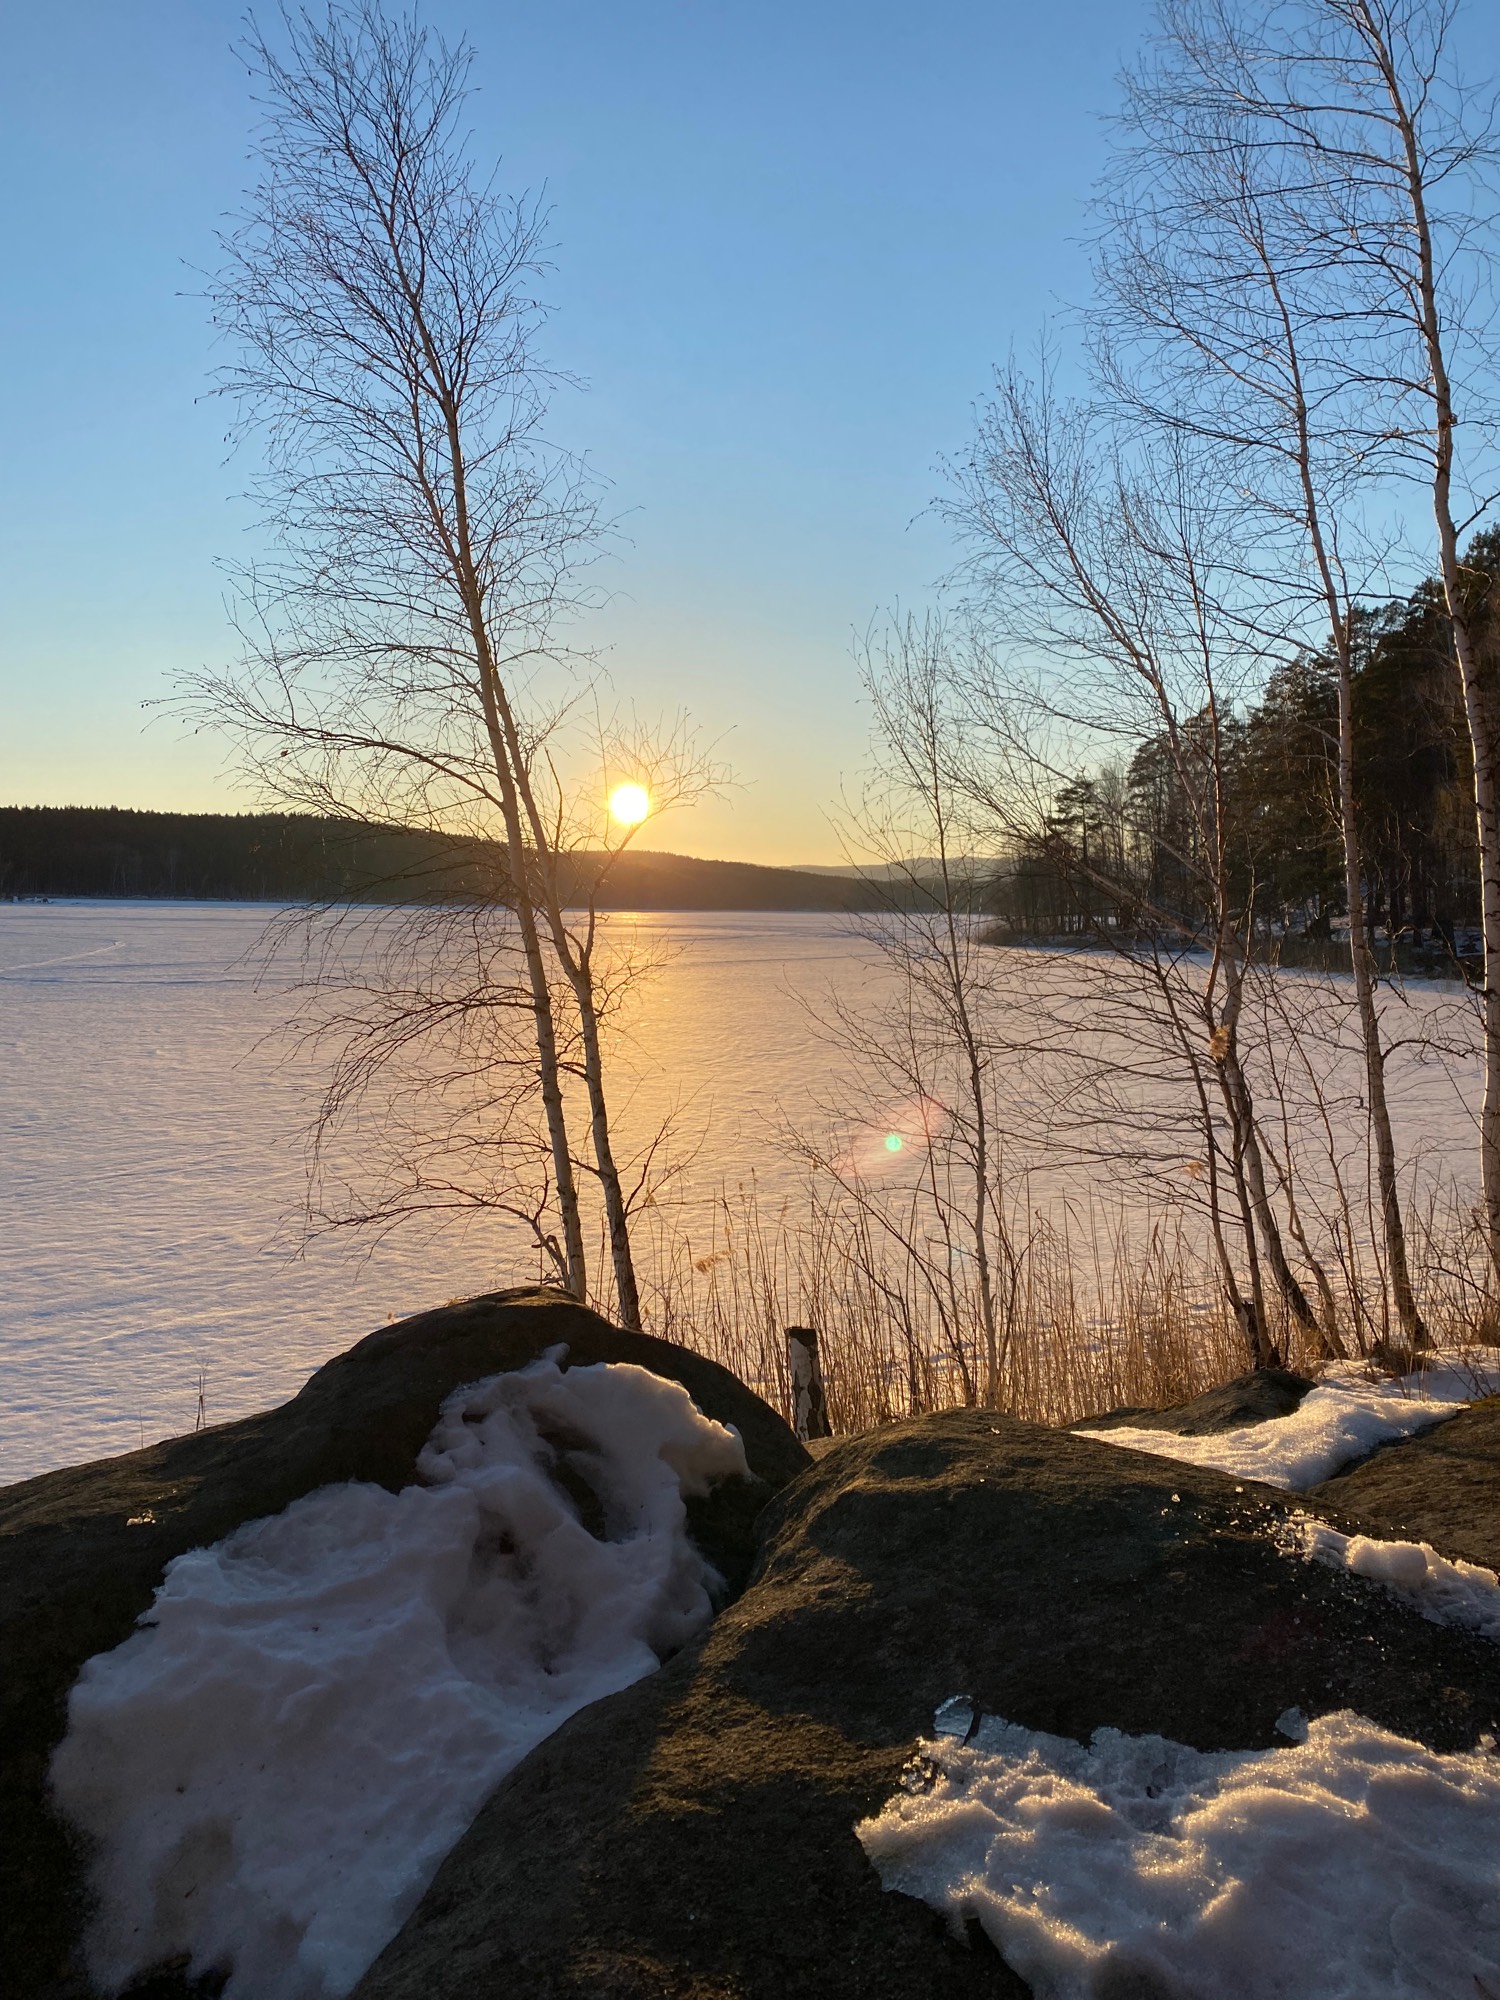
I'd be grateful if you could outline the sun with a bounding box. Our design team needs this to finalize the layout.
[609,782,651,827]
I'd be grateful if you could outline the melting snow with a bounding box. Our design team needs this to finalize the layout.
[859,1709,1500,1999]
[49,1354,748,2000]
[1075,1357,1498,1489]
[1283,1511,1500,1644]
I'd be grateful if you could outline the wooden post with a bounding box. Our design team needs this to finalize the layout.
[786,1326,830,1442]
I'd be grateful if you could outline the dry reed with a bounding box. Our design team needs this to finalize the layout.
[592,1179,1494,1438]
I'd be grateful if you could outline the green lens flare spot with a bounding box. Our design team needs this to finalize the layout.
[884,1133,904,1153]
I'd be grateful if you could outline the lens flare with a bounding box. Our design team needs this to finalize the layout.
[884,1133,904,1153]
[609,782,651,826]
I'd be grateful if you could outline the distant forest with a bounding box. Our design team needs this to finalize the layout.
[985,533,1500,953]
[0,808,891,913]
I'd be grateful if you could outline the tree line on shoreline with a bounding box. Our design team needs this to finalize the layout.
[986,530,1500,965]
[0,808,894,913]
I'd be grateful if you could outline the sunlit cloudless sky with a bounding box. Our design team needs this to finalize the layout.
[1,0,1240,861]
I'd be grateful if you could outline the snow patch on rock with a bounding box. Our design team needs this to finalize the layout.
[49,1354,749,2000]
[1284,1510,1500,1644]
[1076,1356,1497,1490]
[858,1709,1500,1999]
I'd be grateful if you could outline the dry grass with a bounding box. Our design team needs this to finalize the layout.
[597,1180,1495,1438]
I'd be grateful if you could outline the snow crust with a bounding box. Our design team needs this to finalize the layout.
[1285,1510,1500,1643]
[1075,1357,1497,1489]
[858,1709,1500,1999]
[50,1354,748,2000]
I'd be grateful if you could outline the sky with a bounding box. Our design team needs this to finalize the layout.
[3,0,1196,864]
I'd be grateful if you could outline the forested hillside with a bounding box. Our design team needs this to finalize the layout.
[986,532,1500,955]
[0,809,883,912]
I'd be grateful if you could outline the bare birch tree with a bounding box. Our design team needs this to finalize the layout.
[794,614,1025,1405]
[1248,0,1500,1284]
[943,372,1333,1363]
[1105,0,1500,1293]
[283,900,583,1278]
[276,862,692,1300]
[1303,0,1500,1298]
[1092,0,1433,1345]
[185,2,701,1321]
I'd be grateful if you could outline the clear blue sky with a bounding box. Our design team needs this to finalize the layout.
[0,0,1232,861]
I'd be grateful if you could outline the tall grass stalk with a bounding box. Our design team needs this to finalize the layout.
[591,1179,1494,1437]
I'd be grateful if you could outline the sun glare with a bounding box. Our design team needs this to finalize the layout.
[609,782,651,827]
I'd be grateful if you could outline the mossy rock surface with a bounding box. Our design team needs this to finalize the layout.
[1070,1365,1314,1436]
[0,1288,807,2000]
[14,1331,1500,2000]
[354,1409,1500,2000]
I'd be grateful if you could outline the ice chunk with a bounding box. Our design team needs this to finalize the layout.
[933,1696,978,1740]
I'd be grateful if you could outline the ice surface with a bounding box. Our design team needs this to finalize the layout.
[1075,1357,1499,1490]
[1284,1511,1500,1643]
[49,1355,749,2000]
[858,1710,1500,1999]
[5,902,1490,1484]
[0,903,877,1481]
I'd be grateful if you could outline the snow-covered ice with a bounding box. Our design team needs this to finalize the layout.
[1283,1510,1500,1643]
[858,1709,1500,1999]
[4,901,1488,1483]
[49,1354,749,2000]
[1076,1357,1498,1489]
[0,903,876,1480]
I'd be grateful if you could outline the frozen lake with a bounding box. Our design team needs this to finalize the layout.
[2,901,1483,1481]
[1,903,884,1479]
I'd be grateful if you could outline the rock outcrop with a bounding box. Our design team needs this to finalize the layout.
[12,1324,1500,2000]
[0,1288,808,2000]
[1070,1365,1314,1436]
[353,1409,1500,2000]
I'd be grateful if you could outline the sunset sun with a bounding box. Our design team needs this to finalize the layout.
[608,782,651,826]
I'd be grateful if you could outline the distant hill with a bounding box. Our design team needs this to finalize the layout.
[0,808,901,912]
[785,857,997,883]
